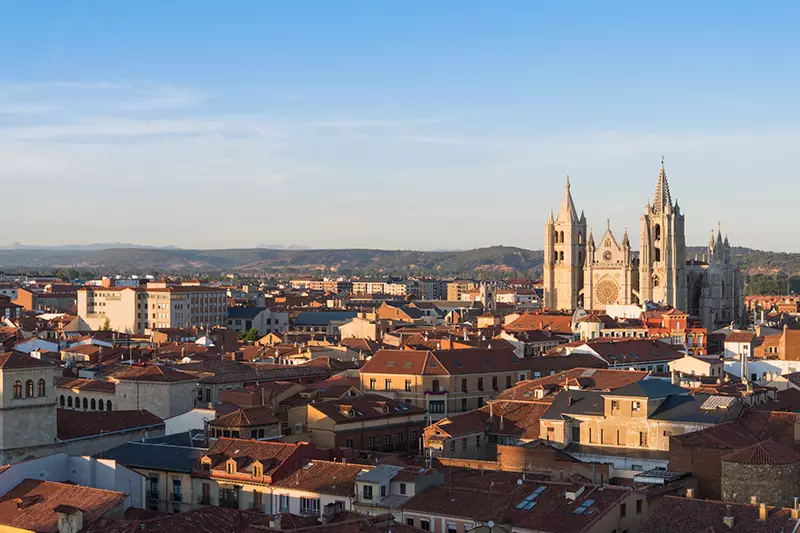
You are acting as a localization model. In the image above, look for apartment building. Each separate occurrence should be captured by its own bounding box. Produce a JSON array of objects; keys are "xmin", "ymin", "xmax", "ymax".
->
[
  {"xmin": 446, "ymin": 280, "xmax": 478, "ymax": 301},
  {"xmin": 77, "ymin": 281, "xmax": 227, "ymax": 334},
  {"xmin": 360, "ymin": 348, "xmax": 532, "ymax": 421}
]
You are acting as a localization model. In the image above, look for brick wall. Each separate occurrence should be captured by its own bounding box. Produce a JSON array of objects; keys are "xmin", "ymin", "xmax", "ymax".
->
[
  {"xmin": 721, "ymin": 460, "xmax": 800, "ymax": 508},
  {"xmin": 668, "ymin": 438, "xmax": 728, "ymax": 500}
]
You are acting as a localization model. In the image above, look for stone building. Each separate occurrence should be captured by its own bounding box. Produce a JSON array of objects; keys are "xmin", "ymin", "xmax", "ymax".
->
[
  {"xmin": 543, "ymin": 160, "xmax": 743, "ymax": 330},
  {"xmin": 721, "ymin": 439, "xmax": 800, "ymax": 508}
]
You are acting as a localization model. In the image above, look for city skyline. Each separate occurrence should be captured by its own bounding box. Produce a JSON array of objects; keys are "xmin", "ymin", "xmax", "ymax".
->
[{"xmin": 2, "ymin": 2, "xmax": 800, "ymax": 251}]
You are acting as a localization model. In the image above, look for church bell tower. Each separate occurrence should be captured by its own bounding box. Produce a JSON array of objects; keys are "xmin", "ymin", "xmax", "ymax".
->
[{"xmin": 543, "ymin": 177, "xmax": 587, "ymax": 311}]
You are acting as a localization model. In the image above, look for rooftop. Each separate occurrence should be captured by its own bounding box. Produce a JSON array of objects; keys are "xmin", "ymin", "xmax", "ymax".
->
[{"xmin": 57, "ymin": 409, "xmax": 164, "ymax": 440}]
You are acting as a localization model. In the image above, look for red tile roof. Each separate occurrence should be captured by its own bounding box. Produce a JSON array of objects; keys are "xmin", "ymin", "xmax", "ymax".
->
[
  {"xmin": 210, "ymin": 406, "xmax": 279, "ymax": 428},
  {"xmin": 641, "ymin": 495, "xmax": 799, "ymax": 533},
  {"xmin": 0, "ymin": 351, "xmax": 56, "ymax": 369},
  {"xmin": 55, "ymin": 377, "xmax": 116, "ymax": 393},
  {"xmin": 310, "ymin": 394, "xmax": 426, "ymax": 424},
  {"xmin": 108, "ymin": 364, "xmax": 198, "ymax": 382},
  {"xmin": 0, "ymin": 479, "xmax": 125, "ymax": 533},
  {"xmin": 272, "ymin": 460, "xmax": 373, "ymax": 497},
  {"xmin": 57, "ymin": 409, "xmax": 163, "ymax": 440},
  {"xmin": 721, "ymin": 439, "xmax": 800, "ymax": 465},
  {"xmin": 495, "ymin": 368, "xmax": 648, "ymax": 401},
  {"xmin": 505, "ymin": 312, "xmax": 574, "ymax": 334},
  {"xmin": 726, "ymin": 331, "xmax": 756, "ymax": 343},
  {"xmin": 83, "ymin": 506, "xmax": 263, "ymax": 533}
]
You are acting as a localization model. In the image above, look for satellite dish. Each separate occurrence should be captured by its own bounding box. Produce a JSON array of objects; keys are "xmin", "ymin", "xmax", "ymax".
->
[
  {"xmin": 517, "ymin": 479, "xmax": 523, "ymax": 485},
  {"xmin": 488, "ymin": 521, "xmax": 495, "ymax": 529}
]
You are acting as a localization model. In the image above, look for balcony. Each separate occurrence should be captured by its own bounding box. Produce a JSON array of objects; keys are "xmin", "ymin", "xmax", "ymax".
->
[{"xmin": 424, "ymin": 389, "xmax": 448, "ymax": 395}]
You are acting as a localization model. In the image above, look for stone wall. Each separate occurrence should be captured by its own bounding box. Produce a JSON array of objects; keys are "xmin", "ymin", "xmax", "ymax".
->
[{"xmin": 721, "ymin": 460, "xmax": 800, "ymax": 508}]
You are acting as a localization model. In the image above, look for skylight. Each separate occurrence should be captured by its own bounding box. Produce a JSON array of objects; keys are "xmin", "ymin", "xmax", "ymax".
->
[
  {"xmin": 571, "ymin": 498, "xmax": 595, "ymax": 515},
  {"xmin": 515, "ymin": 486, "xmax": 546, "ymax": 510}
]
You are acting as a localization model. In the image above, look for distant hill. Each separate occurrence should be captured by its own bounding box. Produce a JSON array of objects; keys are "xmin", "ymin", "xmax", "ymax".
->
[{"xmin": 0, "ymin": 245, "xmax": 797, "ymax": 279}]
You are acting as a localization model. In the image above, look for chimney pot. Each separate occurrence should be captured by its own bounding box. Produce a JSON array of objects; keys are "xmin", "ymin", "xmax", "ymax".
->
[
  {"xmin": 759, "ymin": 502, "xmax": 767, "ymax": 521},
  {"xmin": 685, "ymin": 488, "xmax": 694, "ymax": 499},
  {"xmin": 751, "ymin": 495, "xmax": 759, "ymax": 505},
  {"xmin": 723, "ymin": 504, "xmax": 734, "ymax": 528}
]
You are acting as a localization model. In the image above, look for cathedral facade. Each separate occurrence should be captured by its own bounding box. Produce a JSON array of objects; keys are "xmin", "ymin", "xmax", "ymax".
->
[{"xmin": 543, "ymin": 161, "xmax": 743, "ymax": 330}]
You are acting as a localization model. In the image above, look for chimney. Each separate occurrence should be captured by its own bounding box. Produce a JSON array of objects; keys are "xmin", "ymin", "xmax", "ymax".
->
[
  {"xmin": 751, "ymin": 496, "xmax": 759, "ymax": 505},
  {"xmin": 685, "ymin": 488, "xmax": 694, "ymax": 499},
  {"xmin": 54, "ymin": 505, "xmax": 84, "ymax": 533},
  {"xmin": 759, "ymin": 502, "xmax": 767, "ymax": 522},
  {"xmin": 269, "ymin": 515, "xmax": 282, "ymax": 529},
  {"xmin": 723, "ymin": 504, "xmax": 734, "ymax": 528}
]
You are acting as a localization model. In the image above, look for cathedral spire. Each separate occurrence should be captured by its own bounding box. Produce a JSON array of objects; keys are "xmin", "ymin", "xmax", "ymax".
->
[
  {"xmin": 557, "ymin": 175, "xmax": 579, "ymax": 223},
  {"xmin": 652, "ymin": 157, "xmax": 672, "ymax": 215},
  {"xmin": 547, "ymin": 209, "xmax": 555, "ymax": 225}
]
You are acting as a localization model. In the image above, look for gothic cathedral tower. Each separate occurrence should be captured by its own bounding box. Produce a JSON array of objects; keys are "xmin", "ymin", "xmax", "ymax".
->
[
  {"xmin": 544, "ymin": 177, "xmax": 587, "ymax": 310},
  {"xmin": 639, "ymin": 160, "xmax": 688, "ymax": 310}
]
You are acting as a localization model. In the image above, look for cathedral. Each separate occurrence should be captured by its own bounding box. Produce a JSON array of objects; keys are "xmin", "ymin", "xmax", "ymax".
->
[{"xmin": 543, "ymin": 161, "xmax": 743, "ymax": 330}]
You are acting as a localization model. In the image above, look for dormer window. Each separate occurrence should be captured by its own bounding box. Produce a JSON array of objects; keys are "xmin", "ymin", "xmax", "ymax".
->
[
  {"xmin": 252, "ymin": 462, "xmax": 263, "ymax": 478},
  {"xmin": 226, "ymin": 460, "xmax": 236, "ymax": 475},
  {"xmin": 632, "ymin": 401, "xmax": 641, "ymax": 412}
]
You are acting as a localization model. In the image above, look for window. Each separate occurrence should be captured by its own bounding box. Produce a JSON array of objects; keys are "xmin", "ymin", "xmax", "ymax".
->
[
  {"xmin": 492, "ymin": 376, "xmax": 498, "ymax": 390},
  {"xmin": 432, "ymin": 379, "xmax": 440, "ymax": 391},
  {"xmin": 461, "ymin": 378, "xmax": 468, "ymax": 392},
  {"xmin": 462, "ymin": 438, "xmax": 467, "ymax": 451},
  {"xmin": 253, "ymin": 463, "xmax": 262, "ymax": 477},
  {"xmin": 639, "ymin": 432, "xmax": 647, "ymax": 447},
  {"xmin": 477, "ymin": 378, "xmax": 484, "ymax": 391},
  {"xmin": 620, "ymin": 503, "xmax": 626, "ymax": 517},
  {"xmin": 476, "ymin": 435, "xmax": 481, "ymax": 448},
  {"xmin": 363, "ymin": 485, "xmax": 373, "ymax": 500},
  {"xmin": 399, "ymin": 483, "xmax": 406, "ymax": 495},
  {"xmin": 90, "ymin": 398, "xmax": 96, "ymax": 410},
  {"xmin": 59, "ymin": 395, "xmax": 65, "ymax": 407},
  {"xmin": 253, "ymin": 490, "xmax": 263, "ymax": 510},
  {"xmin": 663, "ymin": 430, "xmax": 672, "ymax": 438},
  {"xmin": 279, "ymin": 495, "xmax": 290, "ymax": 512},
  {"xmin": 81, "ymin": 397, "xmax": 87, "ymax": 409},
  {"xmin": 37, "ymin": 379, "xmax": 46, "ymax": 397},
  {"xmin": 172, "ymin": 478, "xmax": 182, "ymax": 501},
  {"xmin": 406, "ymin": 518, "xmax": 414, "ymax": 527},
  {"xmin": 385, "ymin": 379, "xmax": 392, "ymax": 391},
  {"xmin": 405, "ymin": 380, "xmax": 412, "ymax": 392},
  {"xmin": 106, "ymin": 400, "xmax": 112, "ymax": 411},
  {"xmin": 25, "ymin": 380, "xmax": 33, "ymax": 398},
  {"xmin": 368, "ymin": 437, "xmax": 376, "ymax": 450},
  {"xmin": 636, "ymin": 499, "xmax": 643, "ymax": 514},
  {"xmin": 611, "ymin": 400, "xmax": 620, "ymax": 412},
  {"xmin": 67, "ymin": 396, "xmax": 73, "ymax": 407},
  {"xmin": 380, "ymin": 485, "xmax": 386, "ymax": 498},
  {"xmin": 461, "ymin": 398, "xmax": 468, "ymax": 412},
  {"xmin": 396, "ymin": 432, "xmax": 404, "ymax": 446},
  {"xmin": 449, "ymin": 440, "xmax": 455, "ymax": 454},
  {"xmin": 632, "ymin": 401, "xmax": 641, "ymax": 412},
  {"xmin": 420, "ymin": 519, "xmax": 431, "ymax": 531},
  {"xmin": 369, "ymin": 379, "xmax": 376, "ymax": 391},
  {"xmin": 429, "ymin": 400, "xmax": 445, "ymax": 414},
  {"xmin": 300, "ymin": 497, "xmax": 320, "ymax": 516},
  {"xmin": 411, "ymin": 430, "xmax": 418, "ymax": 444},
  {"xmin": 506, "ymin": 375, "xmax": 512, "ymax": 388},
  {"xmin": 447, "ymin": 523, "xmax": 457, "ymax": 533},
  {"xmin": 346, "ymin": 439, "xmax": 353, "ymax": 448},
  {"xmin": 383, "ymin": 434, "xmax": 392, "ymax": 449}
]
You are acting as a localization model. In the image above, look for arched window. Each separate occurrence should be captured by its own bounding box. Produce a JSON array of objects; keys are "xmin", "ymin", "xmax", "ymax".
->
[
  {"xmin": 98, "ymin": 399, "xmax": 104, "ymax": 411},
  {"xmin": 559, "ymin": 251, "xmax": 564, "ymax": 261},
  {"xmin": 82, "ymin": 397, "xmax": 88, "ymax": 410},
  {"xmin": 653, "ymin": 275, "xmax": 660, "ymax": 288},
  {"xmin": 60, "ymin": 395, "xmax": 65, "ymax": 407},
  {"xmin": 578, "ymin": 233, "xmax": 583, "ymax": 245},
  {"xmin": 560, "ymin": 231, "xmax": 565, "ymax": 243},
  {"xmin": 553, "ymin": 230, "xmax": 559, "ymax": 244},
  {"xmin": 37, "ymin": 379, "xmax": 46, "ymax": 397},
  {"xmin": 654, "ymin": 224, "xmax": 661, "ymax": 241},
  {"xmin": 13, "ymin": 381, "xmax": 22, "ymax": 399},
  {"xmin": 90, "ymin": 398, "xmax": 96, "ymax": 410},
  {"xmin": 106, "ymin": 400, "xmax": 112, "ymax": 411},
  {"xmin": 553, "ymin": 251, "xmax": 558, "ymax": 263},
  {"xmin": 67, "ymin": 396, "xmax": 73, "ymax": 408},
  {"xmin": 25, "ymin": 380, "xmax": 33, "ymax": 398},
  {"xmin": 655, "ymin": 248, "xmax": 661, "ymax": 262}
]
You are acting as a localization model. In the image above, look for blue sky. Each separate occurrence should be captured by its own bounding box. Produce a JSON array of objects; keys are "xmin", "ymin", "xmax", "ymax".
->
[{"xmin": 2, "ymin": 1, "xmax": 799, "ymax": 251}]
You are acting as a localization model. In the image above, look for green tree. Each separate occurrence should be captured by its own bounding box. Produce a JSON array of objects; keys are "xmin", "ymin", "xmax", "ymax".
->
[
  {"xmin": 238, "ymin": 328, "xmax": 260, "ymax": 343},
  {"xmin": 101, "ymin": 318, "xmax": 111, "ymax": 331}
]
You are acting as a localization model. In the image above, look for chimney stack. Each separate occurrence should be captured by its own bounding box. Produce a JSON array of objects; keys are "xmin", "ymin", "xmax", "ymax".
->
[
  {"xmin": 759, "ymin": 502, "xmax": 767, "ymax": 522},
  {"xmin": 751, "ymin": 496, "xmax": 759, "ymax": 505},
  {"xmin": 685, "ymin": 488, "xmax": 694, "ymax": 499},
  {"xmin": 722, "ymin": 504, "xmax": 735, "ymax": 528}
]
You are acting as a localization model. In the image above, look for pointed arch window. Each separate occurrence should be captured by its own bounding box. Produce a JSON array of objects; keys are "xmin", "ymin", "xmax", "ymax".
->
[
  {"xmin": 654, "ymin": 224, "xmax": 662, "ymax": 241},
  {"xmin": 553, "ymin": 251, "xmax": 558, "ymax": 263},
  {"xmin": 654, "ymin": 248, "xmax": 661, "ymax": 262},
  {"xmin": 653, "ymin": 275, "xmax": 660, "ymax": 288},
  {"xmin": 560, "ymin": 231, "xmax": 565, "ymax": 243},
  {"xmin": 553, "ymin": 230, "xmax": 559, "ymax": 244},
  {"xmin": 559, "ymin": 251, "xmax": 564, "ymax": 262}
]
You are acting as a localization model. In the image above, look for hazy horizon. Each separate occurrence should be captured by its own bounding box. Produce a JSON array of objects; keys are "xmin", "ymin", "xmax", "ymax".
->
[{"xmin": 3, "ymin": 2, "xmax": 800, "ymax": 252}]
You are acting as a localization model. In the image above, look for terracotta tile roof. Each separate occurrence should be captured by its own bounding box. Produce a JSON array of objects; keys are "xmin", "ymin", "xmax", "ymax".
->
[
  {"xmin": 108, "ymin": 364, "xmax": 198, "ymax": 382},
  {"xmin": 195, "ymin": 438, "xmax": 324, "ymax": 483},
  {"xmin": 310, "ymin": 394, "xmax": 426, "ymax": 424},
  {"xmin": 721, "ymin": 439, "xmax": 800, "ymax": 465},
  {"xmin": 495, "ymin": 368, "xmax": 648, "ymax": 401},
  {"xmin": 84, "ymin": 506, "xmax": 263, "ymax": 533},
  {"xmin": 0, "ymin": 479, "xmax": 125, "ymax": 533},
  {"xmin": 577, "ymin": 339, "xmax": 684, "ymax": 364},
  {"xmin": 361, "ymin": 350, "xmax": 448, "ymax": 375},
  {"xmin": 57, "ymin": 409, "xmax": 163, "ymax": 440},
  {"xmin": 55, "ymin": 377, "xmax": 116, "ymax": 393},
  {"xmin": 0, "ymin": 350, "xmax": 56, "ymax": 369},
  {"xmin": 641, "ymin": 495, "xmax": 799, "ymax": 533},
  {"xmin": 272, "ymin": 460, "xmax": 374, "ymax": 497},
  {"xmin": 505, "ymin": 312, "xmax": 574, "ymax": 334},
  {"xmin": 401, "ymin": 480, "xmax": 629, "ymax": 532},
  {"xmin": 210, "ymin": 406, "xmax": 279, "ymax": 428},
  {"xmin": 725, "ymin": 331, "xmax": 756, "ymax": 343}
]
